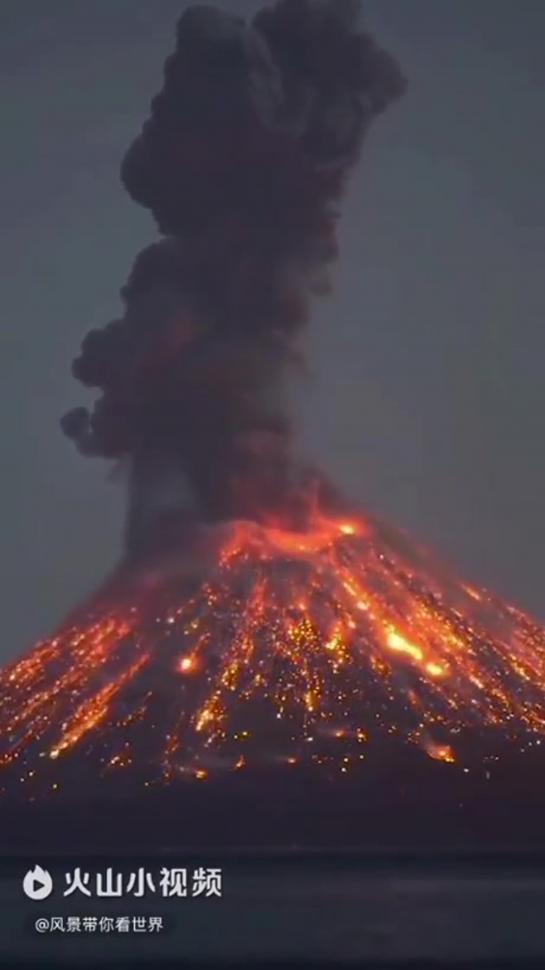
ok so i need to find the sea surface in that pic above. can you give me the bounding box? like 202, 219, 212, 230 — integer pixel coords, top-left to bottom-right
1, 849, 545, 967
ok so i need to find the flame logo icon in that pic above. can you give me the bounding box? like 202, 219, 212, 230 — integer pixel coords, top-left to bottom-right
22, 865, 53, 900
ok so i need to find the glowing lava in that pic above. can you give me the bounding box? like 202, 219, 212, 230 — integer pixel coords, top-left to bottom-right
1, 510, 545, 795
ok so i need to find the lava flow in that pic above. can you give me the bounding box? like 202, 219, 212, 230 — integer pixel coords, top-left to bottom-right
1, 510, 545, 796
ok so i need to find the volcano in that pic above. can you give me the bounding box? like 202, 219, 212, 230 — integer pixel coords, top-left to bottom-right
1, 510, 545, 807
2, 1, 544, 848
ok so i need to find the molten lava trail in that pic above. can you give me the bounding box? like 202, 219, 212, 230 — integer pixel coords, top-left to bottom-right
1, 513, 545, 796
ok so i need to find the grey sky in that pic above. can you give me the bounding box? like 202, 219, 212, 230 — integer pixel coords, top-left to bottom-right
1, 0, 544, 663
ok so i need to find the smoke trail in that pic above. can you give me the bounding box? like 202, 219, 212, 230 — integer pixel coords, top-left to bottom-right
61, 0, 405, 555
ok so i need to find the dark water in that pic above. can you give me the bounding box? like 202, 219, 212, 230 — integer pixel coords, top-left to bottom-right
2, 850, 545, 967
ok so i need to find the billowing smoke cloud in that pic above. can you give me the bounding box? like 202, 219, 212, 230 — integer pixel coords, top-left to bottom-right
61, 0, 405, 555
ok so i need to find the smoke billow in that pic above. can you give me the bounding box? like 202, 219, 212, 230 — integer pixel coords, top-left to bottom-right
61, 0, 405, 555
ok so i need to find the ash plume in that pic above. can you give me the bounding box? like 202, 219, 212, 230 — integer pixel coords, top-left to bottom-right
61, 0, 405, 556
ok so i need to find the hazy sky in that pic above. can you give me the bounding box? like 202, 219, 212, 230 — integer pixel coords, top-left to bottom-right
1, 0, 544, 662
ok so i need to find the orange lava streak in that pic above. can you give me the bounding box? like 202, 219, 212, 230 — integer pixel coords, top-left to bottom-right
49, 652, 149, 759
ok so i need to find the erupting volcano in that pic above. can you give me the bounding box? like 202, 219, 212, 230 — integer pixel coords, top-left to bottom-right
2, 0, 545, 824
2, 510, 545, 799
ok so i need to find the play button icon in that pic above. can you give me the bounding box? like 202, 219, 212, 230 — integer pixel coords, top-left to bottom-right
23, 865, 53, 901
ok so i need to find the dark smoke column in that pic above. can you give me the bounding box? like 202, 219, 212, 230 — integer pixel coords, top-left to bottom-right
62, 0, 405, 557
